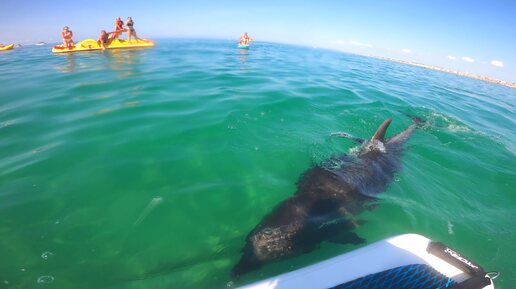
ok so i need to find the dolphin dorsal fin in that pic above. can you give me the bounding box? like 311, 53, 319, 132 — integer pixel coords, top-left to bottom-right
370, 118, 392, 142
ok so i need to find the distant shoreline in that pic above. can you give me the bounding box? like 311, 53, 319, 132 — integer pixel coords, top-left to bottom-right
371, 56, 516, 89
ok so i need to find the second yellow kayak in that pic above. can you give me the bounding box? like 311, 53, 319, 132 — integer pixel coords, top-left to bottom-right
0, 44, 14, 51
52, 38, 155, 53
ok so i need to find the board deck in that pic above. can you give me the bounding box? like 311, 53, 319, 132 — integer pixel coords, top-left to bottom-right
236, 234, 495, 289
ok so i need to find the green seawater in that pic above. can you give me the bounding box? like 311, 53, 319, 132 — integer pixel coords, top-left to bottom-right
0, 39, 514, 289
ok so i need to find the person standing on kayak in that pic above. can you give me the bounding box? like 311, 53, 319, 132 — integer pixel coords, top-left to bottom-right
61, 26, 74, 49
111, 17, 125, 39
126, 17, 142, 42
239, 32, 254, 46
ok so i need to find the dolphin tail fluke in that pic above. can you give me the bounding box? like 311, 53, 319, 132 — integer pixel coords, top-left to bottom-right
400, 111, 426, 127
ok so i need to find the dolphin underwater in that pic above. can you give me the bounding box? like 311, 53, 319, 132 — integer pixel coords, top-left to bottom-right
231, 117, 424, 276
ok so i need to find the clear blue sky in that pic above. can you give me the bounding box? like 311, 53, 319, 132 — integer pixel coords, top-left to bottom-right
1, 0, 515, 82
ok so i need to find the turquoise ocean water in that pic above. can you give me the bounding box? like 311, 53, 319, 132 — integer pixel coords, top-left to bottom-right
0, 39, 514, 289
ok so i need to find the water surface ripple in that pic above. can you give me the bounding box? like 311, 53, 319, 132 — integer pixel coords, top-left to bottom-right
0, 39, 514, 289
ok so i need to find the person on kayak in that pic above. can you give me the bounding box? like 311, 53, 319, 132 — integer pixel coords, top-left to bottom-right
239, 32, 254, 46
126, 17, 142, 42
61, 26, 74, 49
98, 30, 113, 50
111, 17, 125, 39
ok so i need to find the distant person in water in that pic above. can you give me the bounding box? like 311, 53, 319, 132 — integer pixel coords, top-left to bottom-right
111, 17, 125, 39
239, 32, 254, 46
61, 26, 74, 49
97, 30, 113, 50
126, 17, 142, 42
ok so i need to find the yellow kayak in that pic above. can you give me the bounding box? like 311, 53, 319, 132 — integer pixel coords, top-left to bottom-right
52, 38, 154, 53
0, 44, 14, 51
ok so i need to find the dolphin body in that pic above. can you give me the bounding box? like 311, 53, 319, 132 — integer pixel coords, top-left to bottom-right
232, 118, 422, 276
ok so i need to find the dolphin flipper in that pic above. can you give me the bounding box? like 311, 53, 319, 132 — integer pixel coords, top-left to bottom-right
330, 132, 365, 145
312, 216, 366, 245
